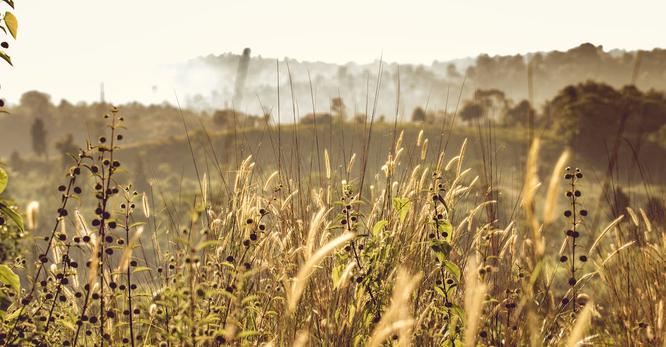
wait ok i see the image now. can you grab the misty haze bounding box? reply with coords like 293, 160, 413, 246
0, 1, 664, 346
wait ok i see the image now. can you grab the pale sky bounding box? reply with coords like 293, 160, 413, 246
1, 0, 664, 105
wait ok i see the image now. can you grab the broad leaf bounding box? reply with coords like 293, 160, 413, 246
0, 202, 23, 231
438, 219, 453, 242
449, 303, 465, 322
430, 239, 452, 262
371, 220, 388, 236
443, 260, 461, 281
2, 307, 20, 321
392, 197, 411, 223
4, 11, 17, 39
0, 265, 19, 292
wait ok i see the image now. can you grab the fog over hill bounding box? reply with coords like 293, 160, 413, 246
161, 43, 665, 119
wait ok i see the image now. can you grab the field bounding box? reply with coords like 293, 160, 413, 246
0, 4, 665, 344
0, 95, 664, 347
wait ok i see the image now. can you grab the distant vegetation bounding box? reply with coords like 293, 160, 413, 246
3, 80, 666, 168
178, 43, 666, 116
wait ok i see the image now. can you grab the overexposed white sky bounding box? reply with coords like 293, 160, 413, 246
1, 0, 664, 104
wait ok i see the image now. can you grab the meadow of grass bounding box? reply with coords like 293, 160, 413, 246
0, 104, 664, 347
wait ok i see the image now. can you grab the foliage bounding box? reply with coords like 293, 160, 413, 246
411, 107, 426, 122
0, 0, 17, 66
544, 81, 666, 148
0, 166, 24, 263
459, 89, 508, 123
504, 99, 536, 126
466, 43, 666, 104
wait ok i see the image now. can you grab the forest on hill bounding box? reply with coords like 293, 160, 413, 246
174, 43, 666, 117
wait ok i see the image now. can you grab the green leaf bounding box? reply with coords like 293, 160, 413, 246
0, 203, 23, 231
371, 220, 388, 237
438, 219, 453, 242
3, 11, 17, 39
434, 285, 447, 299
392, 197, 411, 223
2, 307, 20, 322
443, 261, 461, 281
430, 239, 452, 262
0, 265, 19, 292
0, 168, 7, 194
449, 303, 465, 322
0, 50, 11, 66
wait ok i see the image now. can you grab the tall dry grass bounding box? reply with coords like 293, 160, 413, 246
0, 107, 663, 347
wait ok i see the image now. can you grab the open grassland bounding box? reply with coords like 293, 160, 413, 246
0, 108, 664, 347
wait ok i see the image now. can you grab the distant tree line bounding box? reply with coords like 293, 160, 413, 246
0, 91, 266, 159
466, 43, 666, 104
407, 81, 666, 156
4, 80, 666, 165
